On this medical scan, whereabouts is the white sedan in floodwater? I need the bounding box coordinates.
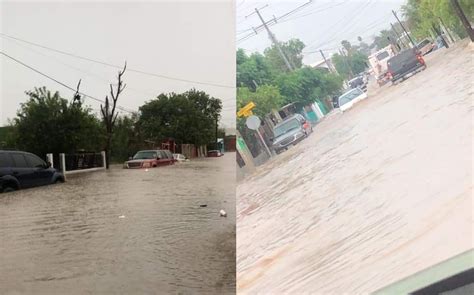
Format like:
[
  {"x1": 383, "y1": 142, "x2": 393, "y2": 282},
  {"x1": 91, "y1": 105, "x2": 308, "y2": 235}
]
[
  {"x1": 173, "y1": 153, "x2": 189, "y2": 162},
  {"x1": 338, "y1": 87, "x2": 368, "y2": 112}
]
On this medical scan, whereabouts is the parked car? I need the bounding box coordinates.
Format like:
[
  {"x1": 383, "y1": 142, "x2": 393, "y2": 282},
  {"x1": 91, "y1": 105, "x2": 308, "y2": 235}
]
[
  {"x1": 0, "y1": 150, "x2": 64, "y2": 193},
  {"x1": 207, "y1": 150, "x2": 223, "y2": 157},
  {"x1": 433, "y1": 35, "x2": 447, "y2": 50},
  {"x1": 123, "y1": 150, "x2": 175, "y2": 169},
  {"x1": 348, "y1": 75, "x2": 368, "y2": 92},
  {"x1": 338, "y1": 87, "x2": 368, "y2": 112},
  {"x1": 387, "y1": 48, "x2": 426, "y2": 85},
  {"x1": 416, "y1": 38, "x2": 435, "y2": 56},
  {"x1": 271, "y1": 114, "x2": 312, "y2": 154},
  {"x1": 173, "y1": 153, "x2": 189, "y2": 162}
]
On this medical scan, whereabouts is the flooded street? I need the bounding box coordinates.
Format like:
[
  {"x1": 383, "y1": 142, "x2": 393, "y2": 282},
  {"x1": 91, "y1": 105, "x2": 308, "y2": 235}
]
[
  {"x1": 0, "y1": 153, "x2": 236, "y2": 294},
  {"x1": 237, "y1": 42, "x2": 473, "y2": 293}
]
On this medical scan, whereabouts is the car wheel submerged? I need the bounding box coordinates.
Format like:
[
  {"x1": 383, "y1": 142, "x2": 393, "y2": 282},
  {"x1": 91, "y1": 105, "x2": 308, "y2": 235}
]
[
  {"x1": 54, "y1": 177, "x2": 64, "y2": 184},
  {"x1": 2, "y1": 185, "x2": 17, "y2": 193}
]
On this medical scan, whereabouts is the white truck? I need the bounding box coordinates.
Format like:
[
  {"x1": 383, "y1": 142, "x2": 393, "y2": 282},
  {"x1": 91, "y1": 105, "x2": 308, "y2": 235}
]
[{"x1": 368, "y1": 44, "x2": 398, "y2": 86}]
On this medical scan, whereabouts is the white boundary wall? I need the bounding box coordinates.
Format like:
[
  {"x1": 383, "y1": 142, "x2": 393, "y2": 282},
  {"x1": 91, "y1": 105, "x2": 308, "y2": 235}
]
[{"x1": 49, "y1": 151, "x2": 107, "y2": 181}]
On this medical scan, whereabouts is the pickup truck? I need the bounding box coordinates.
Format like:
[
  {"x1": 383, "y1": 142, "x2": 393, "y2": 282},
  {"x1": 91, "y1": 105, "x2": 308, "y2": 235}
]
[{"x1": 387, "y1": 48, "x2": 426, "y2": 85}]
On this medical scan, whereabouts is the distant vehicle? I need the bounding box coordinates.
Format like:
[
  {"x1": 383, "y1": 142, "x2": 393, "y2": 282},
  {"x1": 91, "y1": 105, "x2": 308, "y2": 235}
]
[
  {"x1": 433, "y1": 35, "x2": 447, "y2": 50},
  {"x1": 0, "y1": 150, "x2": 64, "y2": 193},
  {"x1": 207, "y1": 150, "x2": 223, "y2": 157},
  {"x1": 338, "y1": 87, "x2": 368, "y2": 112},
  {"x1": 271, "y1": 114, "x2": 312, "y2": 154},
  {"x1": 387, "y1": 48, "x2": 426, "y2": 84},
  {"x1": 416, "y1": 38, "x2": 435, "y2": 56},
  {"x1": 332, "y1": 95, "x2": 340, "y2": 108},
  {"x1": 368, "y1": 45, "x2": 397, "y2": 86},
  {"x1": 173, "y1": 153, "x2": 188, "y2": 162},
  {"x1": 348, "y1": 75, "x2": 368, "y2": 92},
  {"x1": 123, "y1": 150, "x2": 175, "y2": 169}
]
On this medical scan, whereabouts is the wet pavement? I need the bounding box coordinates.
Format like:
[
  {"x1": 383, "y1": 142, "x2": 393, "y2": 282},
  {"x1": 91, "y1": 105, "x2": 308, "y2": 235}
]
[
  {"x1": 0, "y1": 153, "x2": 236, "y2": 294},
  {"x1": 237, "y1": 42, "x2": 473, "y2": 293}
]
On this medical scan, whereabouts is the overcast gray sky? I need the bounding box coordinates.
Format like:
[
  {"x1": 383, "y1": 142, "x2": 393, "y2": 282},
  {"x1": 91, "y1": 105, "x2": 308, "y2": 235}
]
[
  {"x1": 0, "y1": 0, "x2": 236, "y2": 128},
  {"x1": 236, "y1": 0, "x2": 405, "y2": 64}
]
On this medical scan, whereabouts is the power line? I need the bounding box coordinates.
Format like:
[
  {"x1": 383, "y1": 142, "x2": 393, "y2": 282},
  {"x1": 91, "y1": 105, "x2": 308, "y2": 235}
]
[
  {"x1": 303, "y1": 0, "x2": 373, "y2": 50},
  {"x1": 0, "y1": 32, "x2": 235, "y2": 89},
  {"x1": 0, "y1": 50, "x2": 136, "y2": 113},
  {"x1": 237, "y1": 1, "x2": 314, "y2": 44},
  {"x1": 277, "y1": 0, "x2": 350, "y2": 24}
]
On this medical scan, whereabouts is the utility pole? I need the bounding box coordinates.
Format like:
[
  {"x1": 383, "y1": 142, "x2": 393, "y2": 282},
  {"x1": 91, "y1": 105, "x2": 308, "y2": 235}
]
[
  {"x1": 319, "y1": 49, "x2": 334, "y2": 73},
  {"x1": 450, "y1": 0, "x2": 474, "y2": 42},
  {"x1": 391, "y1": 22, "x2": 406, "y2": 49},
  {"x1": 392, "y1": 10, "x2": 416, "y2": 48},
  {"x1": 439, "y1": 17, "x2": 455, "y2": 43},
  {"x1": 215, "y1": 116, "x2": 219, "y2": 151},
  {"x1": 254, "y1": 8, "x2": 294, "y2": 71},
  {"x1": 432, "y1": 24, "x2": 449, "y2": 48}
]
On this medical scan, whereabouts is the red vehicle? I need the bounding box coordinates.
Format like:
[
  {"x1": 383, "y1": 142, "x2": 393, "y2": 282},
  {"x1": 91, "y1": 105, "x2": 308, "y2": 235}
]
[
  {"x1": 207, "y1": 150, "x2": 223, "y2": 157},
  {"x1": 123, "y1": 150, "x2": 175, "y2": 169}
]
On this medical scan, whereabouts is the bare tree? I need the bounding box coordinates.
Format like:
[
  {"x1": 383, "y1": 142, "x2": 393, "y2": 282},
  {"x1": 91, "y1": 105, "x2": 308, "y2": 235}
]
[
  {"x1": 101, "y1": 62, "x2": 127, "y2": 168},
  {"x1": 72, "y1": 79, "x2": 82, "y2": 105}
]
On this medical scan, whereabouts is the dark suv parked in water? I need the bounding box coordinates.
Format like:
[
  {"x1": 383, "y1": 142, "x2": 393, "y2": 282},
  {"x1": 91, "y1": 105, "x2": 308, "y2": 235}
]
[
  {"x1": 0, "y1": 150, "x2": 64, "y2": 193},
  {"x1": 271, "y1": 114, "x2": 313, "y2": 154},
  {"x1": 387, "y1": 47, "x2": 426, "y2": 84}
]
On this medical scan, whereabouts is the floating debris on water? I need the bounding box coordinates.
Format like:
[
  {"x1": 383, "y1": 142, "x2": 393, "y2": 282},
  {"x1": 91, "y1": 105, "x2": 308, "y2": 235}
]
[{"x1": 219, "y1": 209, "x2": 227, "y2": 217}]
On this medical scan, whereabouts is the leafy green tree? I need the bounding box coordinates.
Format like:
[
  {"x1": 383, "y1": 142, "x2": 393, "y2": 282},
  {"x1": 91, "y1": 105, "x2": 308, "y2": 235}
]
[
  {"x1": 371, "y1": 29, "x2": 396, "y2": 50},
  {"x1": 275, "y1": 67, "x2": 343, "y2": 106},
  {"x1": 0, "y1": 126, "x2": 16, "y2": 148},
  {"x1": 341, "y1": 40, "x2": 352, "y2": 53},
  {"x1": 401, "y1": 0, "x2": 473, "y2": 40},
  {"x1": 263, "y1": 38, "x2": 305, "y2": 73},
  {"x1": 236, "y1": 48, "x2": 248, "y2": 65},
  {"x1": 110, "y1": 114, "x2": 141, "y2": 162},
  {"x1": 237, "y1": 85, "x2": 284, "y2": 118},
  {"x1": 331, "y1": 51, "x2": 368, "y2": 79},
  {"x1": 138, "y1": 89, "x2": 222, "y2": 147},
  {"x1": 10, "y1": 87, "x2": 104, "y2": 158},
  {"x1": 237, "y1": 51, "x2": 273, "y2": 91}
]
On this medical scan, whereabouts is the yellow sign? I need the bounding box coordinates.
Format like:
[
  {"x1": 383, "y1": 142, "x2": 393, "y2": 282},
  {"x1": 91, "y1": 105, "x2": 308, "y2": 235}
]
[{"x1": 237, "y1": 101, "x2": 256, "y2": 118}]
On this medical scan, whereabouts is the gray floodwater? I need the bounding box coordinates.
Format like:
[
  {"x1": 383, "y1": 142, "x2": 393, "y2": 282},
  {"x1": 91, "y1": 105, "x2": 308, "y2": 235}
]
[
  {"x1": 0, "y1": 153, "x2": 236, "y2": 294},
  {"x1": 237, "y1": 42, "x2": 473, "y2": 293}
]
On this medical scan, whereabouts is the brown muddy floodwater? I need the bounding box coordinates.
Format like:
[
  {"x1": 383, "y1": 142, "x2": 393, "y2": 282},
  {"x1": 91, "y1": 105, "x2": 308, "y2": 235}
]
[
  {"x1": 0, "y1": 153, "x2": 236, "y2": 294},
  {"x1": 237, "y1": 42, "x2": 473, "y2": 293}
]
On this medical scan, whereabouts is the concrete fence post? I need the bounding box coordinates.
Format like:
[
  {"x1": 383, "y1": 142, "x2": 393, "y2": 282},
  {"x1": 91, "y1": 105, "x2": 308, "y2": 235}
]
[
  {"x1": 101, "y1": 151, "x2": 106, "y2": 169},
  {"x1": 59, "y1": 153, "x2": 66, "y2": 181},
  {"x1": 46, "y1": 153, "x2": 54, "y2": 168}
]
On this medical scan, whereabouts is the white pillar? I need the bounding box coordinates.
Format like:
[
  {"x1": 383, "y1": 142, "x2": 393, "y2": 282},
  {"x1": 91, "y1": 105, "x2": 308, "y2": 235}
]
[
  {"x1": 101, "y1": 151, "x2": 106, "y2": 169},
  {"x1": 59, "y1": 153, "x2": 66, "y2": 180},
  {"x1": 46, "y1": 153, "x2": 54, "y2": 168}
]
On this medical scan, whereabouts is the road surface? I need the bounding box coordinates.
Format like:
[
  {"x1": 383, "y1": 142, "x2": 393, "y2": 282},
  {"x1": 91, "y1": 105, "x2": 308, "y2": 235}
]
[
  {"x1": 237, "y1": 41, "x2": 473, "y2": 293},
  {"x1": 0, "y1": 153, "x2": 236, "y2": 294}
]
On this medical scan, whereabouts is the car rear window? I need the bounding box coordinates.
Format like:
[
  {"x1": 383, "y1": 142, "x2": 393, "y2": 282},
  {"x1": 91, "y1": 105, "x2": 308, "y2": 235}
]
[
  {"x1": 11, "y1": 153, "x2": 28, "y2": 167},
  {"x1": 0, "y1": 153, "x2": 13, "y2": 168},
  {"x1": 376, "y1": 51, "x2": 390, "y2": 61},
  {"x1": 388, "y1": 49, "x2": 417, "y2": 71},
  {"x1": 273, "y1": 119, "x2": 301, "y2": 138},
  {"x1": 339, "y1": 88, "x2": 363, "y2": 106}
]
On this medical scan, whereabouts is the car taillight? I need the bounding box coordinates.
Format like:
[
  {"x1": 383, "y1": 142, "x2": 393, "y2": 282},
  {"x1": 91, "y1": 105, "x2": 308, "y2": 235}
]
[{"x1": 417, "y1": 55, "x2": 425, "y2": 64}]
